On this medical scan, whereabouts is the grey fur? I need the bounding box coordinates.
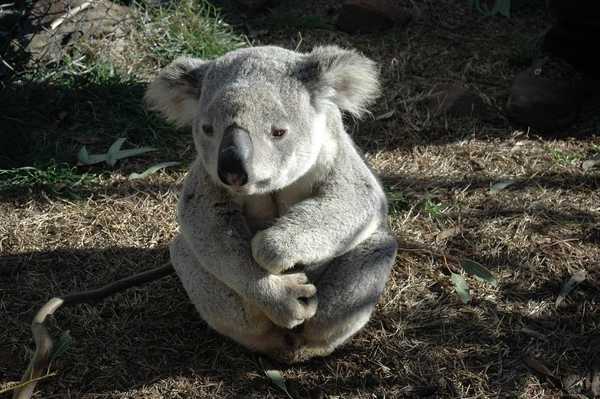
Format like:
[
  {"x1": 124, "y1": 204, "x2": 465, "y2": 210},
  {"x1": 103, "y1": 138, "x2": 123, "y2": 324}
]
[{"x1": 146, "y1": 45, "x2": 397, "y2": 362}]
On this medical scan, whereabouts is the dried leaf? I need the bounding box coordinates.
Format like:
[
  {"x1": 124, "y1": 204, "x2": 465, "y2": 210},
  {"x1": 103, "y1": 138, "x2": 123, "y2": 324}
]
[
  {"x1": 462, "y1": 259, "x2": 498, "y2": 287},
  {"x1": 490, "y1": 179, "x2": 515, "y2": 193},
  {"x1": 128, "y1": 162, "x2": 180, "y2": 180},
  {"x1": 450, "y1": 273, "x2": 470, "y2": 304},
  {"x1": 375, "y1": 110, "x2": 395, "y2": 120},
  {"x1": 582, "y1": 158, "x2": 600, "y2": 171},
  {"x1": 556, "y1": 270, "x2": 587, "y2": 307}
]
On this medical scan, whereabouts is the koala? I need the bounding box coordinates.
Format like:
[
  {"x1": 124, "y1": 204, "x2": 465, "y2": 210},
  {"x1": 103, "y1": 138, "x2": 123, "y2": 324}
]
[{"x1": 145, "y1": 45, "x2": 398, "y2": 363}]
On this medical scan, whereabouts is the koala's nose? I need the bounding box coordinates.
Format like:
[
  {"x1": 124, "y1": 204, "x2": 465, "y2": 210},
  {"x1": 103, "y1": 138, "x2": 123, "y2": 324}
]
[{"x1": 218, "y1": 126, "x2": 252, "y2": 187}]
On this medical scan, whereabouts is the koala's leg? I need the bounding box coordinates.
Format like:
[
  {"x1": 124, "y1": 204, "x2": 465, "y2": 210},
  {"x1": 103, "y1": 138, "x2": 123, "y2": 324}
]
[
  {"x1": 170, "y1": 235, "x2": 296, "y2": 356},
  {"x1": 299, "y1": 226, "x2": 397, "y2": 360}
]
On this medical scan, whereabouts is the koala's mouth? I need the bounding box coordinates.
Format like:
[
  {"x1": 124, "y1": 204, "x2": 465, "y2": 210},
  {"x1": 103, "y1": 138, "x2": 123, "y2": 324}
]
[{"x1": 222, "y1": 177, "x2": 272, "y2": 195}]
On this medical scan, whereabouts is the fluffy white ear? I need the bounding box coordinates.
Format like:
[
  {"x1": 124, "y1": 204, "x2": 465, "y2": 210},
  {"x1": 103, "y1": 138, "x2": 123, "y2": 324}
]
[
  {"x1": 145, "y1": 57, "x2": 211, "y2": 127},
  {"x1": 297, "y1": 46, "x2": 380, "y2": 118}
]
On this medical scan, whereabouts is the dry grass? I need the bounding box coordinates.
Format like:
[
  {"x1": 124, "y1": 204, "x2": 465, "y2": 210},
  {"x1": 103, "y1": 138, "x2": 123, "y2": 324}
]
[{"x1": 2, "y1": 0, "x2": 600, "y2": 398}]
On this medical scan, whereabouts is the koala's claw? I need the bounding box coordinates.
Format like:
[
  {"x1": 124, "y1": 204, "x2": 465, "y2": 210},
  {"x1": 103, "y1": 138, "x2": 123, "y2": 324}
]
[{"x1": 254, "y1": 272, "x2": 318, "y2": 329}]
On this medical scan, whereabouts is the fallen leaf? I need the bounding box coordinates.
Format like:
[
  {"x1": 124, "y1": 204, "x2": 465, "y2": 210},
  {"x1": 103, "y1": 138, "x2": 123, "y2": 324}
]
[
  {"x1": 105, "y1": 137, "x2": 127, "y2": 166},
  {"x1": 556, "y1": 270, "x2": 587, "y2": 307},
  {"x1": 128, "y1": 162, "x2": 180, "y2": 180},
  {"x1": 582, "y1": 158, "x2": 600, "y2": 171},
  {"x1": 490, "y1": 179, "x2": 515, "y2": 193},
  {"x1": 259, "y1": 358, "x2": 294, "y2": 399},
  {"x1": 374, "y1": 110, "x2": 395, "y2": 120},
  {"x1": 450, "y1": 273, "x2": 470, "y2": 304},
  {"x1": 78, "y1": 146, "x2": 107, "y2": 165},
  {"x1": 462, "y1": 259, "x2": 498, "y2": 287}
]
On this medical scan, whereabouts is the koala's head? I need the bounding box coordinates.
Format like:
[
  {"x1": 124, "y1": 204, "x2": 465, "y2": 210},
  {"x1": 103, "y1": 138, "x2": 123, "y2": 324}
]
[{"x1": 145, "y1": 46, "x2": 379, "y2": 195}]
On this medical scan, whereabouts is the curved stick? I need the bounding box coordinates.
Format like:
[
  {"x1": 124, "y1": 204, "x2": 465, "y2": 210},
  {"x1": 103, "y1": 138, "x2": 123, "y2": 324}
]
[{"x1": 12, "y1": 263, "x2": 174, "y2": 399}]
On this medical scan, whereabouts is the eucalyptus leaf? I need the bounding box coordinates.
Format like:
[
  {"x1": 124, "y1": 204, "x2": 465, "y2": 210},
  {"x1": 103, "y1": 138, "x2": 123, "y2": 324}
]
[
  {"x1": 556, "y1": 270, "x2": 587, "y2": 307},
  {"x1": 490, "y1": 179, "x2": 515, "y2": 193},
  {"x1": 582, "y1": 158, "x2": 600, "y2": 171},
  {"x1": 375, "y1": 110, "x2": 395, "y2": 120},
  {"x1": 128, "y1": 162, "x2": 180, "y2": 180},
  {"x1": 105, "y1": 138, "x2": 127, "y2": 166},
  {"x1": 462, "y1": 259, "x2": 498, "y2": 287},
  {"x1": 77, "y1": 146, "x2": 107, "y2": 165},
  {"x1": 111, "y1": 147, "x2": 157, "y2": 164},
  {"x1": 451, "y1": 273, "x2": 471, "y2": 304},
  {"x1": 259, "y1": 358, "x2": 294, "y2": 398}
]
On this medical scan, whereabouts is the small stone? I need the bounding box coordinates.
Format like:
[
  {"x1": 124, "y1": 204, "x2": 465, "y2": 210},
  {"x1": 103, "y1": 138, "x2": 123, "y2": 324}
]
[
  {"x1": 430, "y1": 84, "x2": 497, "y2": 120},
  {"x1": 336, "y1": 0, "x2": 411, "y2": 33}
]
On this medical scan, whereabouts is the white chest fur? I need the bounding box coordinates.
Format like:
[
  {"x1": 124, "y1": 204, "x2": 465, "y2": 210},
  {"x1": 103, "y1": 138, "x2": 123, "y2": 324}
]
[{"x1": 234, "y1": 176, "x2": 315, "y2": 233}]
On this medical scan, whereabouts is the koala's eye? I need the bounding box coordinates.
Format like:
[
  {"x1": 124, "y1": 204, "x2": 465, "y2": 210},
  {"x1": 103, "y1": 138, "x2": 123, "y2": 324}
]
[
  {"x1": 271, "y1": 128, "x2": 287, "y2": 138},
  {"x1": 202, "y1": 124, "x2": 214, "y2": 136}
]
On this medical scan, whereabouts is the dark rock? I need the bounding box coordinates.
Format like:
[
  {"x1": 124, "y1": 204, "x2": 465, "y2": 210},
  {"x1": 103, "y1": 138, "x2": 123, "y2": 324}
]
[
  {"x1": 429, "y1": 84, "x2": 497, "y2": 120},
  {"x1": 336, "y1": 0, "x2": 411, "y2": 34}
]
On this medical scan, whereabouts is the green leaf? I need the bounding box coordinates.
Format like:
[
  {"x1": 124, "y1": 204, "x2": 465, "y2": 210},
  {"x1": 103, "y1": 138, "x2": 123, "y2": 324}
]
[
  {"x1": 112, "y1": 147, "x2": 157, "y2": 163},
  {"x1": 556, "y1": 270, "x2": 587, "y2": 307},
  {"x1": 77, "y1": 146, "x2": 107, "y2": 165},
  {"x1": 462, "y1": 259, "x2": 498, "y2": 287},
  {"x1": 490, "y1": 179, "x2": 515, "y2": 193},
  {"x1": 451, "y1": 273, "x2": 471, "y2": 304},
  {"x1": 105, "y1": 138, "x2": 127, "y2": 166},
  {"x1": 49, "y1": 330, "x2": 73, "y2": 361},
  {"x1": 259, "y1": 358, "x2": 294, "y2": 399},
  {"x1": 105, "y1": 138, "x2": 156, "y2": 166},
  {"x1": 128, "y1": 162, "x2": 180, "y2": 180}
]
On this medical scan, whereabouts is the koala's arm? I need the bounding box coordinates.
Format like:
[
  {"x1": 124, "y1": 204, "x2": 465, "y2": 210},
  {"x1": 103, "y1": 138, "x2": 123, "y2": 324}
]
[
  {"x1": 252, "y1": 154, "x2": 388, "y2": 273},
  {"x1": 175, "y1": 161, "x2": 317, "y2": 328}
]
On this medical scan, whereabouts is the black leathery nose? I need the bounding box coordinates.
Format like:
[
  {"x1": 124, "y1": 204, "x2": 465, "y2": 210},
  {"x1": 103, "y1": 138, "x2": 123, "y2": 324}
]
[{"x1": 217, "y1": 126, "x2": 252, "y2": 186}]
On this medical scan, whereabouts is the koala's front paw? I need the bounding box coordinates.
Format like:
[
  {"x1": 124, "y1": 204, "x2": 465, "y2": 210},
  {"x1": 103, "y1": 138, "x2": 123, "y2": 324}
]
[
  {"x1": 254, "y1": 273, "x2": 318, "y2": 329},
  {"x1": 251, "y1": 229, "x2": 298, "y2": 274}
]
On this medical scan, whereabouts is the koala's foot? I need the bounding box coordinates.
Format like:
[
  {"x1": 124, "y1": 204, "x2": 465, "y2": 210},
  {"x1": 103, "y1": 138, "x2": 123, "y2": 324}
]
[
  {"x1": 300, "y1": 227, "x2": 398, "y2": 354},
  {"x1": 263, "y1": 330, "x2": 332, "y2": 364}
]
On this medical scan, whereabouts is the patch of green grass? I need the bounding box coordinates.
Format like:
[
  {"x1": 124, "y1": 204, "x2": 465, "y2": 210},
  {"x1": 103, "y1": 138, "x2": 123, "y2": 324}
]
[
  {"x1": 386, "y1": 189, "x2": 411, "y2": 216},
  {"x1": 1, "y1": 61, "x2": 179, "y2": 168},
  {"x1": 0, "y1": 162, "x2": 96, "y2": 194},
  {"x1": 421, "y1": 197, "x2": 446, "y2": 219},
  {"x1": 137, "y1": 0, "x2": 247, "y2": 64},
  {"x1": 2, "y1": 0, "x2": 248, "y2": 168},
  {"x1": 548, "y1": 148, "x2": 582, "y2": 166}
]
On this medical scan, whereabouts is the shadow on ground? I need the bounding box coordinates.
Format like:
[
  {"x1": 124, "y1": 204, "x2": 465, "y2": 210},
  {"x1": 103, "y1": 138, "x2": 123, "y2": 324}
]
[{"x1": 2, "y1": 242, "x2": 599, "y2": 397}]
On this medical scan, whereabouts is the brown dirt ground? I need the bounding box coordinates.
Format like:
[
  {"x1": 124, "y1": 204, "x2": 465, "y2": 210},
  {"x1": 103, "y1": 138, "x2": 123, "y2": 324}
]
[{"x1": 2, "y1": 0, "x2": 600, "y2": 398}]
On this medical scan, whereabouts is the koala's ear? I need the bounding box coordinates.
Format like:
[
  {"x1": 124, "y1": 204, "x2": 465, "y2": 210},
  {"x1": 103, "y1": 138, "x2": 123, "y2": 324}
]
[
  {"x1": 297, "y1": 46, "x2": 380, "y2": 118},
  {"x1": 145, "y1": 57, "x2": 211, "y2": 127}
]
